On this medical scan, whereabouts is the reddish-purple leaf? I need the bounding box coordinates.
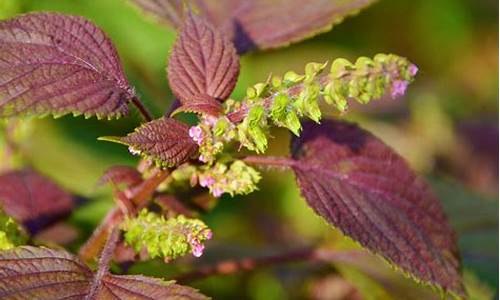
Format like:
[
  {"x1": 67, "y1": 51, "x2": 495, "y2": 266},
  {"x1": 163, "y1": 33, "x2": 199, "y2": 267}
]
[
  {"x1": 0, "y1": 13, "x2": 134, "y2": 119},
  {"x1": 0, "y1": 246, "x2": 208, "y2": 299},
  {"x1": 0, "y1": 246, "x2": 92, "y2": 299},
  {"x1": 97, "y1": 165, "x2": 143, "y2": 187},
  {"x1": 133, "y1": 0, "x2": 376, "y2": 54},
  {"x1": 97, "y1": 274, "x2": 208, "y2": 299},
  {"x1": 101, "y1": 117, "x2": 198, "y2": 167},
  {"x1": 171, "y1": 95, "x2": 223, "y2": 117},
  {"x1": 203, "y1": 0, "x2": 378, "y2": 53},
  {"x1": 290, "y1": 120, "x2": 464, "y2": 297},
  {"x1": 130, "y1": 0, "x2": 187, "y2": 28},
  {"x1": 167, "y1": 14, "x2": 239, "y2": 113},
  {"x1": 0, "y1": 169, "x2": 74, "y2": 234}
]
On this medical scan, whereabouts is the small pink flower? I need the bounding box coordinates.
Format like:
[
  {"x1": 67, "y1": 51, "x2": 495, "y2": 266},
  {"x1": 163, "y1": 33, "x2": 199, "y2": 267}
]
[
  {"x1": 409, "y1": 64, "x2": 419, "y2": 76},
  {"x1": 200, "y1": 176, "x2": 215, "y2": 187},
  {"x1": 199, "y1": 154, "x2": 208, "y2": 163},
  {"x1": 204, "y1": 229, "x2": 213, "y2": 240},
  {"x1": 211, "y1": 187, "x2": 224, "y2": 198},
  {"x1": 191, "y1": 243, "x2": 205, "y2": 257},
  {"x1": 189, "y1": 126, "x2": 203, "y2": 145},
  {"x1": 390, "y1": 80, "x2": 409, "y2": 99},
  {"x1": 202, "y1": 116, "x2": 218, "y2": 126}
]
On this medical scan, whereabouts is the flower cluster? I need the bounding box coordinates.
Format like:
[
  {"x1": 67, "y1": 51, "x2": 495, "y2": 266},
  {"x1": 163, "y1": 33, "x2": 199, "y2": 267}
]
[
  {"x1": 196, "y1": 160, "x2": 261, "y2": 197},
  {"x1": 190, "y1": 54, "x2": 418, "y2": 156},
  {"x1": 324, "y1": 54, "x2": 418, "y2": 112},
  {"x1": 122, "y1": 209, "x2": 212, "y2": 260},
  {"x1": 189, "y1": 115, "x2": 236, "y2": 164}
]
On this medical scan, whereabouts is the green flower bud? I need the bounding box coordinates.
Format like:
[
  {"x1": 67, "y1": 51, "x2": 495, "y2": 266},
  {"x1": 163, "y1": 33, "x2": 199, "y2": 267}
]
[
  {"x1": 271, "y1": 93, "x2": 289, "y2": 122},
  {"x1": 305, "y1": 61, "x2": 328, "y2": 82},
  {"x1": 330, "y1": 58, "x2": 354, "y2": 79},
  {"x1": 296, "y1": 83, "x2": 321, "y2": 123},
  {"x1": 214, "y1": 118, "x2": 230, "y2": 137},
  {"x1": 272, "y1": 76, "x2": 282, "y2": 89},
  {"x1": 285, "y1": 110, "x2": 301, "y2": 136},
  {"x1": 284, "y1": 71, "x2": 305, "y2": 85}
]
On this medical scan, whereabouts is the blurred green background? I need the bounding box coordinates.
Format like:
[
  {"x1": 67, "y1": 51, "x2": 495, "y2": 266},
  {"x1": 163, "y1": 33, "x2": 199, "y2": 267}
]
[{"x1": 0, "y1": 0, "x2": 498, "y2": 299}]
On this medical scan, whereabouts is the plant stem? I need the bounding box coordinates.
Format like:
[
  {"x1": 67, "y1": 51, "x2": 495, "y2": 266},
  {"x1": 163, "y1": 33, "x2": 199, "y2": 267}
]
[
  {"x1": 227, "y1": 74, "x2": 330, "y2": 123},
  {"x1": 243, "y1": 155, "x2": 296, "y2": 169},
  {"x1": 176, "y1": 248, "x2": 361, "y2": 283},
  {"x1": 86, "y1": 227, "x2": 120, "y2": 300},
  {"x1": 132, "y1": 96, "x2": 153, "y2": 122},
  {"x1": 79, "y1": 168, "x2": 170, "y2": 261}
]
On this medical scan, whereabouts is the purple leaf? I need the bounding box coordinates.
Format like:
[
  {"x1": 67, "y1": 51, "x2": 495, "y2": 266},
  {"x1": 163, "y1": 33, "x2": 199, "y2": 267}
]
[
  {"x1": 171, "y1": 95, "x2": 223, "y2": 117},
  {"x1": 201, "y1": 0, "x2": 377, "y2": 53},
  {"x1": 97, "y1": 274, "x2": 207, "y2": 299},
  {"x1": 101, "y1": 117, "x2": 198, "y2": 167},
  {"x1": 167, "y1": 13, "x2": 239, "y2": 114},
  {"x1": 0, "y1": 13, "x2": 134, "y2": 119},
  {"x1": 0, "y1": 169, "x2": 74, "y2": 234},
  {"x1": 97, "y1": 165, "x2": 143, "y2": 187},
  {"x1": 290, "y1": 120, "x2": 465, "y2": 297},
  {"x1": 130, "y1": 0, "x2": 187, "y2": 28},
  {"x1": 132, "y1": 0, "x2": 377, "y2": 54},
  {"x1": 0, "y1": 246, "x2": 92, "y2": 299},
  {"x1": 0, "y1": 246, "x2": 208, "y2": 299}
]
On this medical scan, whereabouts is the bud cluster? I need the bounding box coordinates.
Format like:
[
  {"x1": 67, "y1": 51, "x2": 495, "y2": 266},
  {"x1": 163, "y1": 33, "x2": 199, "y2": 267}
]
[
  {"x1": 122, "y1": 209, "x2": 212, "y2": 260},
  {"x1": 196, "y1": 160, "x2": 261, "y2": 197},
  {"x1": 229, "y1": 54, "x2": 417, "y2": 154}
]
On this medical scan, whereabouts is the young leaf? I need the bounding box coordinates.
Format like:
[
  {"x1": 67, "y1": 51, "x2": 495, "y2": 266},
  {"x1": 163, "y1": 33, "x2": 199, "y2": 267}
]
[
  {"x1": 130, "y1": 0, "x2": 186, "y2": 28},
  {"x1": 0, "y1": 169, "x2": 74, "y2": 234},
  {"x1": 100, "y1": 117, "x2": 198, "y2": 167},
  {"x1": 167, "y1": 14, "x2": 239, "y2": 114},
  {"x1": 0, "y1": 13, "x2": 135, "y2": 119},
  {"x1": 97, "y1": 165, "x2": 143, "y2": 187},
  {"x1": 0, "y1": 246, "x2": 208, "y2": 299},
  {"x1": 290, "y1": 120, "x2": 465, "y2": 297},
  {"x1": 171, "y1": 95, "x2": 224, "y2": 117}
]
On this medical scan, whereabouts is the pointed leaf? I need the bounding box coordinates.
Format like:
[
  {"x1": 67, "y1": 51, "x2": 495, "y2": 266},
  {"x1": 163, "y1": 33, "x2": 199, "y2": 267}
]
[
  {"x1": 0, "y1": 13, "x2": 134, "y2": 119},
  {"x1": 290, "y1": 120, "x2": 464, "y2": 297},
  {"x1": 0, "y1": 169, "x2": 74, "y2": 234},
  {"x1": 101, "y1": 117, "x2": 198, "y2": 167},
  {"x1": 167, "y1": 14, "x2": 239, "y2": 112},
  {"x1": 0, "y1": 246, "x2": 208, "y2": 299}
]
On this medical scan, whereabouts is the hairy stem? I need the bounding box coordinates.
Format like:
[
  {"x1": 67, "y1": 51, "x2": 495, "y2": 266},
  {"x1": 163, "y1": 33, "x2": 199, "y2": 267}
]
[
  {"x1": 79, "y1": 207, "x2": 123, "y2": 262},
  {"x1": 176, "y1": 248, "x2": 361, "y2": 283},
  {"x1": 131, "y1": 96, "x2": 153, "y2": 122},
  {"x1": 79, "y1": 169, "x2": 170, "y2": 262},
  {"x1": 243, "y1": 155, "x2": 296, "y2": 169},
  {"x1": 227, "y1": 75, "x2": 330, "y2": 123},
  {"x1": 86, "y1": 227, "x2": 120, "y2": 300}
]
